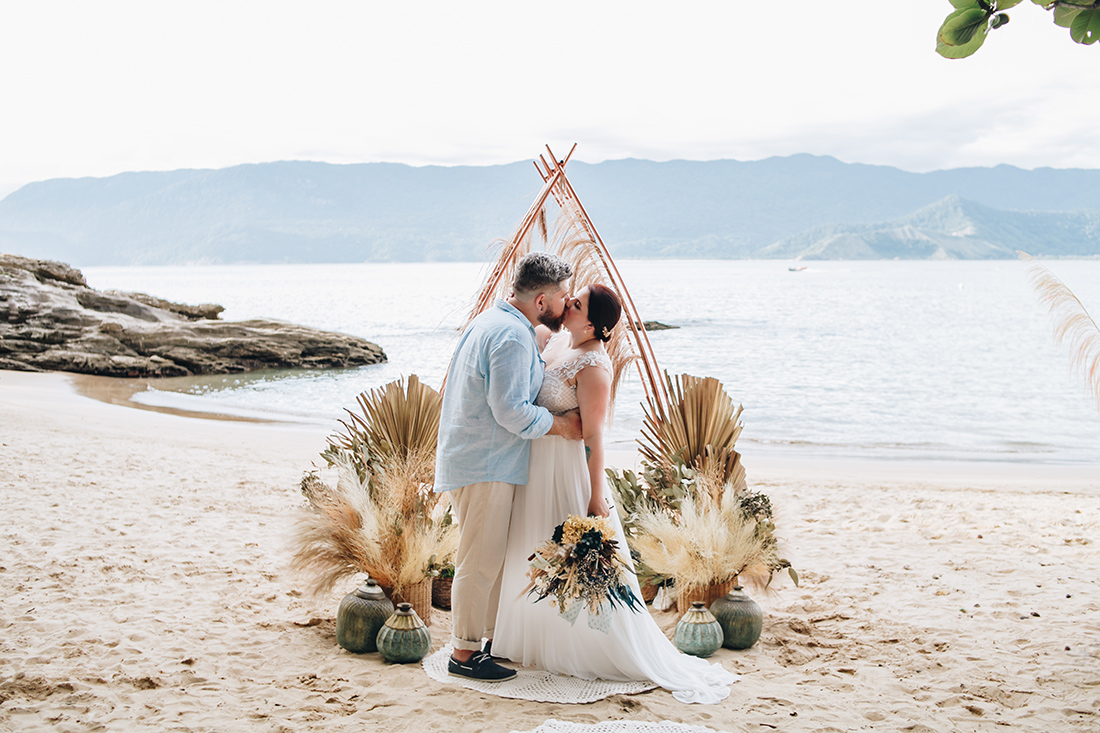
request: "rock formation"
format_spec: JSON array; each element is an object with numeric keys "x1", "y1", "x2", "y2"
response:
[{"x1": 0, "y1": 254, "x2": 386, "y2": 377}]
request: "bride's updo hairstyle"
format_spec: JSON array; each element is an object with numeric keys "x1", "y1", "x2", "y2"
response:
[{"x1": 587, "y1": 284, "x2": 622, "y2": 343}]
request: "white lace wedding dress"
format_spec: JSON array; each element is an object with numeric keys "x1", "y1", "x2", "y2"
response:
[{"x1": 492, "y1": 348, "x2": 738, "y2": 705}]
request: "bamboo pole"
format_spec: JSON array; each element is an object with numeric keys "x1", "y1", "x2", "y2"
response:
[
  {"x1": 537, "y1": 148, "x2": 670, "y2": 421},
  {"x1": 466, "y1": 164, "x2": 567, "y2": 322},
  {"x1": 454, "y1": 144, "x2": 670, "y2": 425}
]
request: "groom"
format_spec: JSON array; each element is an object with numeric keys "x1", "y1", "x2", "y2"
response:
[{"x1": 434, "y1": 252, "x2": 582, "y2": 682}]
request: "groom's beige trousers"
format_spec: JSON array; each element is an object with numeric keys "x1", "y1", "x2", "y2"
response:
[{"x1": 449, "y1": 480, "x2": 516, "y2": 652}]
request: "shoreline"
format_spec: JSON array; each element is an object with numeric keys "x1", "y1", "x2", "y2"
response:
[{"x1": 17, "y1": 369, "x2": 1098, "y2": 494}]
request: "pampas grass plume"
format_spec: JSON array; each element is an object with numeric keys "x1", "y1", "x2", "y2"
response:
[{"x1": 289, "y1": 451, "x2": 456, "y2": 599}]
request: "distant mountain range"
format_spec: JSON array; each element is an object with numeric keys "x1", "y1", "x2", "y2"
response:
[
  {"x1": 1, "y1": 155, "x2": 1097, "y2": 265},
  {"x1": 759, "y1": 195, "x2": 1100, "y2": 260}
]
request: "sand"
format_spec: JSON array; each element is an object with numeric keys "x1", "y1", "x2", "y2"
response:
[{"x1": 1, "y1": 369, "x2": 1098, "y2": 732}]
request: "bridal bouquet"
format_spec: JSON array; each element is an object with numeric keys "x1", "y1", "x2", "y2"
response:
[{"x1": 526, "y1": 515, "x2": 642, "y2": 629}]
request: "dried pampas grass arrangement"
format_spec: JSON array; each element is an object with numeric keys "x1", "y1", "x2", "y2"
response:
[
  {"x1": 290, "y1": 451, "x2": 457, "y2": 599},
  {"x1": 291, "y1": 375, "x2": 455, "y2": 600},
  {"x1": 609, "y1": 372, "x2": 777, "y2": 594},
  {"x1": 627, "y1": 463, "x2": 794, "y2": 595}
]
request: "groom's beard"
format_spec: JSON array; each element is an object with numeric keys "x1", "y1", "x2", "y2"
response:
[{"x1": 538, "y1": 310, "x2": 565, "y2": 332}]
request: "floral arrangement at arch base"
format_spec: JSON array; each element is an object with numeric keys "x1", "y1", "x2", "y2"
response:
[
  {"x1": 289, "y1": 375, "x2": 457, "y2": 621},
  {"x1": 607, "y1": 372, "x2": 797, "y2": 612}
]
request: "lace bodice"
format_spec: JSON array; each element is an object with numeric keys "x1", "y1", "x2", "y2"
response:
[{"x1": 537, "y1": 350, "x2": 613, "y2": 415}]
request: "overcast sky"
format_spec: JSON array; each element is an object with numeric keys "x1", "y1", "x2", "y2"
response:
[{"x1": 1, "y1": 1, "x2": 1097, "y2": 199}]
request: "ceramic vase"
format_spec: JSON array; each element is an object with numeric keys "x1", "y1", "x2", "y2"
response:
[
  {"x1": 336, "y1": 578, "x2": 394, "y2": 654},
  {"x1": 673, "y1": 601, "x2": 724, "y2": 658},
  {"x1": 709, "y1": 585, "x2": 763, "y2": 650},
  {"x1": 376, "y1": 603, "x2": 432, "y2": 664}
]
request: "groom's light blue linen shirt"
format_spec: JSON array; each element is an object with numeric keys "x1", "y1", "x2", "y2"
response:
[{"x1": 433, "y1": 300, "x2": 554, "y2": 493}]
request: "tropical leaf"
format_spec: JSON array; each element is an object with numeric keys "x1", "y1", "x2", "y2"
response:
[
  {"x1": 1070, "y1": 8, "x2": 1100, "y2": 43},
  {"x1": 937, "y1": 8, "x2": 992, "y2": 56},
  {"x1": 1054, "y1": 5, "x2": 1083, "y2": 27},
  {"x1": 996, "y1": 0, "x2": 1024, "y2": 9},
  {"x1": 1020, "y1": 251, "x2": 1100, "y2": 413},
  {"x1": 941, "y1": 7, "x2": 992, "y2": 45}
]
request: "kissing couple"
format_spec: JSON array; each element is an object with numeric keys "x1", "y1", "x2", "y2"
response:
[{"x1": 433, "y1": 253, "x2": 737, "y2": 704}]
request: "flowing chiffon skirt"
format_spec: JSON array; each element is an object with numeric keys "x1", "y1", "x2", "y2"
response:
[{"x1": 493, "y1": 435, "x2": 738, "y2": 705}]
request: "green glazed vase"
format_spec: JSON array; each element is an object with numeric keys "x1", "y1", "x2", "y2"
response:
[
  {"x1": 376, "y1": 602, "x2": 432, "y2": 664},
  {"x1": 709, "y1": 586, "x2": 763, "y2": 650},
  {"x1": 336, "y1": 578, "x2": 394, "y2": 654},
  {"x1": 674, "y1": 601, "x2": 724, "y2": 658}
]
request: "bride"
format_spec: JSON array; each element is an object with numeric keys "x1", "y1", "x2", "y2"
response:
[{"x1": 492, "y1": 283, "x2": 738, "y2": 705}]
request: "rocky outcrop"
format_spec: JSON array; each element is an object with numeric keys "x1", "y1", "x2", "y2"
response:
[
  {"x1": 0, "y1": 254, "x2": 386, "y2": 377},
  {"x1": 640, "y1": 321, "x2": 678, "y2": 331}
]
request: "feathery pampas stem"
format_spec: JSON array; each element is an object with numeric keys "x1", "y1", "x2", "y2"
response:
[
  {"x1": 1020, "y1": 251, "x2": 1100, "y2": 412},
  {"x1": 290, "y1": 452, "x2": 457, "y2": 599},
  {"x1": 631, "y1": 492, "x2": 770, "y2": 594}
]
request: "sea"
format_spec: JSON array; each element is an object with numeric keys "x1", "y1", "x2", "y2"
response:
[{"x1": 82, "y1": 260, "x2": 1100, "y2": 466}]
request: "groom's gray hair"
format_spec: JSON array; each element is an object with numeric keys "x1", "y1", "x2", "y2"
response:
[{"x1": 512, "y1": 252, "x2": 572, "y2": 298}]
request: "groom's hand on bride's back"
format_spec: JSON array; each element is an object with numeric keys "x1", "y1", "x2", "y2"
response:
[{"x1": 548, "y1": 411, "x2": 583, "y2": 441}]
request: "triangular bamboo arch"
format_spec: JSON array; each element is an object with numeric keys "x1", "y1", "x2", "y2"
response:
[{"x1": 463, "y1": 144, "x2": 671, "y2": 427}]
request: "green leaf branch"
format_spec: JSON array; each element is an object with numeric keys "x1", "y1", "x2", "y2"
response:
[{"x1": 937, "y1": 0, "x2": 1100, "y2": 57}]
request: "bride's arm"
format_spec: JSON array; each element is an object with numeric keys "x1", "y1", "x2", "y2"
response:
[{"x1": 575, "y1": 364, "x2": 612, "y2": 517}]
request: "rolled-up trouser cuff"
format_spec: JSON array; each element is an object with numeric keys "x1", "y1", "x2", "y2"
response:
[{"x1": 451, "y1": 636, "x2": 483, "y2": 652}]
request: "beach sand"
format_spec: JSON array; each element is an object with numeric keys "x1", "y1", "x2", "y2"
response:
[{"x1": 2, "y1": 369, "x2": 1098, "y2": 732}]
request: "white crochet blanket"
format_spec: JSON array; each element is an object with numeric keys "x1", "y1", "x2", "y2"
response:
[
  {"x1": 422, "y1": 645, "x2": 656, "y2": 704},
  {"x1": 512, "y1": 720, "x2": 728, "y2": 733}
]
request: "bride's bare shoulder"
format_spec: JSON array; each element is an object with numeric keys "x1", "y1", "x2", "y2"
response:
[{"x1": 534, "y1": 324, "x2": 554, "y2": 351}]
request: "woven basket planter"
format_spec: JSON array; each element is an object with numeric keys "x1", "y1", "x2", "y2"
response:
[
  {"x1": 390, "y1": 578, "x2": 433, "y2": 626},
  {"x1": 639, "y1": 582, "x2": 659, "y2": 604},
  {"x1": 676, "y1": 579, "x2": 735, "y2": 616},
  {"x1": 431, "y1": 576, "x2": 453, "y2": 610}
]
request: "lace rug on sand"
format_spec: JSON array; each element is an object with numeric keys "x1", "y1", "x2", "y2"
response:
[
  {"x1": 422, "y1": 645, "x2": 657, "y2": 704},
  {"x1": 511, "y1": 720, "x2": 727, "y2": 733}
]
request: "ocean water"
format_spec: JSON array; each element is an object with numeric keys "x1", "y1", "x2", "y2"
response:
[{"x1": 82, "y1": 260, "x2": 1100, "y2": 465}]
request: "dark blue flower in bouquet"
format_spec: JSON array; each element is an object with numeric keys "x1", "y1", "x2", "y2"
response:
[{"x1": 576, "y1": 528, "x2": 604, "y2": 557}]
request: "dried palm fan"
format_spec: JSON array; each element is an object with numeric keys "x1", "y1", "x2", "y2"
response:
[
  {"x1": 292, "y1": 375, "x2": 455, "y2": 598},
  {"x1": 639, "y1": 372, "x2": 747, "y2": 497},
  {"x1": 328, "y1": 375, "x2": 441, "y2": 491},
  {"x1": 1020, "y1": 251, "x2": 1100, "y2": 413}
]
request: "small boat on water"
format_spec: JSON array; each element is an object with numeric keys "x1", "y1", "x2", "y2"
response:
[{"x1": 789, "y1": 265, "x2": 807, "y2": 272}]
